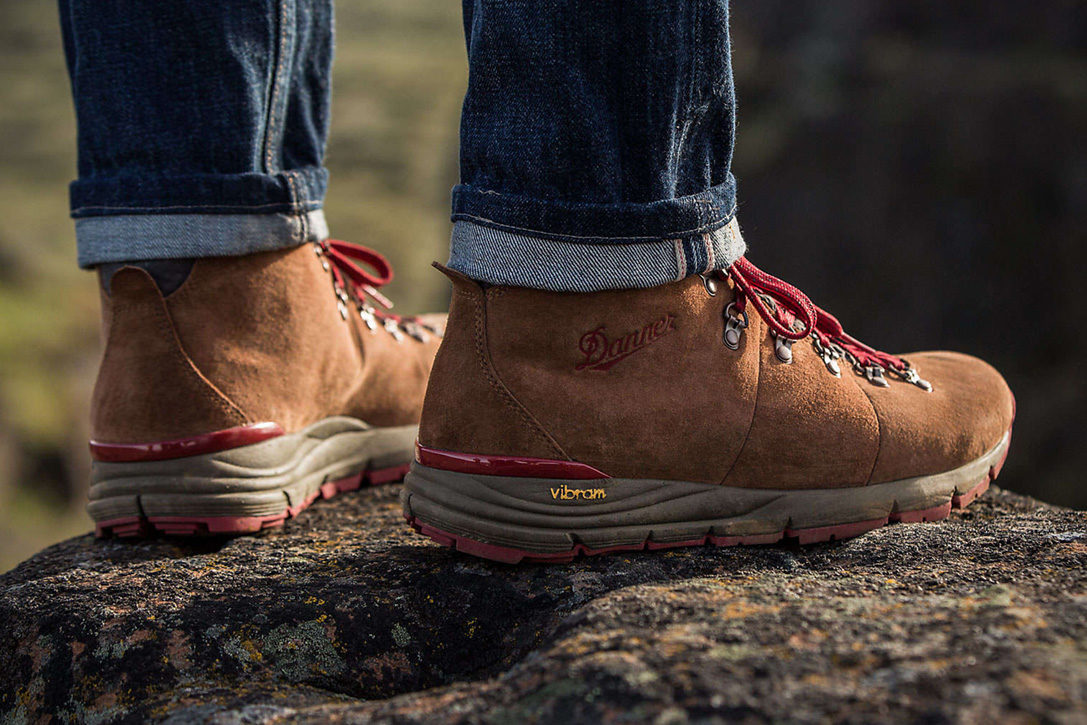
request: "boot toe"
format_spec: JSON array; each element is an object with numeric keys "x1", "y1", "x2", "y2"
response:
[{"x1": 866, "y1": 351, "x2": 1014, "y2": 483}]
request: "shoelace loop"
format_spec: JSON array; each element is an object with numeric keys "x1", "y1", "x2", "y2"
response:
[
  {"x1": 316, "y1": 239, "x2": 439, "y2": 343},
  {"x1": 323, "y1": 239, "x2": 395, "y2": 310},
  {"x1": 727, "y1": 257, "x2": 922, "y2": 384}
]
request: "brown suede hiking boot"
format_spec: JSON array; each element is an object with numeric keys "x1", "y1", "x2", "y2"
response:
[
  {"x1": 402, "y1": 242, "x2": 1014, "y2": 563},
  {"x1": 89, "y1": 240, "x2": 443, "y2": 537}
]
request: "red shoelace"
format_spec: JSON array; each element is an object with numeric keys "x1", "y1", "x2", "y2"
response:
[
  {"x1": 725, "y1": 257, "x2": 930, "y2": 389},
  {"x1": 323, "y1": 239, "x2": 395, "y2": 309},
  {"x1": 316, "y1": 239, "x2": 435, "y2": 341}
]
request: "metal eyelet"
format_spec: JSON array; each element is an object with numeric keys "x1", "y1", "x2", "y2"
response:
[
  {"x1": 404, "y1": 322, "x2": 430, "y2": 343},
  {"x1": 812, "y1": 336, "x2": 842, "y2": 377},
  {"x1": 898, "y1": 366, "x2": 934, "y2": 393},
  {"x1": 417, "y1": 320, "x2": 444, "y2": 339},
  {"x1": 772, "y1": 332, "x2": 793, "y2": 364},
  {"x1": 701, "y1": 274, "x2": 719, "y2": 297},
  {"x1": 384, "y1": 318, "x2": 404, "y2": 342},
  {"x1": 335, "y1": 287, "x2": 350, "y2": 320},
  {"x1": 359, "y1": 305, "x2": 378, "y2": 332},
  {"x1": 865, "y1": 365, "x2": 890, "y2": 388},
  {"x1": 723, "y1": 302, "x2": 749, "y2": 350}
]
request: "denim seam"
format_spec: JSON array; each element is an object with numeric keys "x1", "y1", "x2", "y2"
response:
[
  {"x1": 263, "y1": 0, "x2": 293, "y2": 174},
  {"x1": 289, "y1": 174, "x2": 307, "y2": 242},
  {"x1": 71, "y1": 202, "x2": 322, "y2": 214},
  {"x1": 452, "y1": 207, "x2": 736, "y2": 245},
  {"x1": 285, "y1": 172, "x2": 304, "y2": 233}
]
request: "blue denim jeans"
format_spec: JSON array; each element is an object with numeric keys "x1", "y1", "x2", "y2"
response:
[{"x1": 61, "y1": 0, "x2": 743, "y2": 291}]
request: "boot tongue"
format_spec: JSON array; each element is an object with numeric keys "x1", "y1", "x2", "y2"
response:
[{"x1": 98, "y1": 259, "x2": 194, "y2": 296}]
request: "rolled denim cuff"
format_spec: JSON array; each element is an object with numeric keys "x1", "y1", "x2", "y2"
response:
[
  {"x1": 448, "y1": 216, "x2": 746, "y2": 292},
  {"x1": 75, "y1": 209, "x2": 328, "y2": 268},
  {"x1": 70, "y1": 165, "x2": 329, "y2": 267},
  {"x1": 451, "y1": 175, "x2": 737, "y2": 245},
  {"x1": 70, "y1": 167, "x2": 327, "y2": 219}
]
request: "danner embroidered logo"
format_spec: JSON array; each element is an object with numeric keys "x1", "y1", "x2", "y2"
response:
[
  {"x1": 550, "y1": 484, "x2": 607, "y2": 501},
  {"x1": 576, "y1": 313, "x2": 676, "y2": 371}
]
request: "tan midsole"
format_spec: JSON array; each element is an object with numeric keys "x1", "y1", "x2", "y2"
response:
[
  {"x1": 88, "y1": 417, "x2": 416, "y2": 522},
  {"x1": 402, "y1": 432, "x2": 1009, "y2": 552}
]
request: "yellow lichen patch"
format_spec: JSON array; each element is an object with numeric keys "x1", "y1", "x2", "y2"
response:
[
  {"x1": 718, "y1": 600, "x2": 780, "y2": 619},
  {"x1": 801, "y1": 672, "x2": 831, "y2": 687},
  {"x1": 240, "y1": 638, "x2": 263, "y2": 661}
]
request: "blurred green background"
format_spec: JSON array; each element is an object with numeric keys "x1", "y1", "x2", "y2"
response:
[{"x1": 0, "y1": 2, "x2": 1083, "y2": 571}]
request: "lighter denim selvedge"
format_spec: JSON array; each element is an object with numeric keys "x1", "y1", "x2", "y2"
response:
[{"x1": 450, "y1": 218, "x2": 746, "y2": 292}]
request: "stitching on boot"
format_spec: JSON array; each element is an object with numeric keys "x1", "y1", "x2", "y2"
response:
[
  {"x1": 719, "y1": 315, "x2": 762, "y2": 485},
  {"x1": 148, "y1": 292, "x2": 251, "y2": 426},
  {"x1": 474, "y1": 289, "x2": 567, "y2": 460},
  {"x1": 99, "y1": 272, "x2": 251, "y2": 431},
  {"x1": 854, "y1": 377, "x2": 885, "y2": 486}
]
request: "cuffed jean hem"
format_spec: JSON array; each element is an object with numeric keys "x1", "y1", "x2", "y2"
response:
[
  {"x1": 69, "y1": 167, "x2": 328, "y2": 219},
  {"x1": 75, "y1": 209, "x2": 329, "y2": 268},
  {"x1": 451, "y1": 175, "x2": 737, "y2": 244},
  {"x1": 448, "y1": 216, "x2": 746, "y2": 292}
]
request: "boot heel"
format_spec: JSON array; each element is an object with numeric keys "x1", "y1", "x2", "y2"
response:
[{"x1": 89, "y1": 418, "x2": 417, "y2": 537}]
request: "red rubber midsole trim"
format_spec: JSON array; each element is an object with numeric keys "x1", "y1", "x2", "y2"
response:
[
  {"x1": 415, "y1": 443, "x2": 608, "y2": 480},
  {"x1": 89, "y1": 422, "x2": 284, "y2": 463}
]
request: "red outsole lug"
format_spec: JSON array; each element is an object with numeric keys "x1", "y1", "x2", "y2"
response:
[
  {"x1": 710, "y1": 531, "x2": 785, "y2": 547},
  {"x1": 320, "y1": 473, "x2": 363, "y2": 500},
  {"x1": 455, "y1": 537, "x2": 526, "y2": 564},
  {"x1": 366, "y1": 463, "x2": 411, "y2": 486},
  {"x1": 95, "y1": 517, "x2": 151, "y2": 538},
  {"x1": 94, "y1": 462, "x2": 411, "y2": 539},
  {"x1": 785, "y1": 517, "x2": 888, "y2": 545},
  {"x1": 952, "y1": 477, "x2": 990, "y2": 509},
  {"x1": 646, "y1": 537, "x2": 707, "y2": 551},
  {"x1": 891, "y1": 500, "x2": 952, "y2": 524}
]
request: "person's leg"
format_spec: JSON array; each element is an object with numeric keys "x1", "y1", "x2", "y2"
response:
[
  {"x1": 59, "y1": 0, "x2": 330, "y2": 266},
  {"x1": 402, "y1": 0, "x2": 1015, "y2": 561},
  {"x1": 449, "y1": 0, "x2": 743, "y2": 292},
  {"x1": 59, "y1": 0, "x2": 445, "y2": 537}
]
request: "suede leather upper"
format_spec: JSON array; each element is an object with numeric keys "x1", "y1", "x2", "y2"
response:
[
  {"x1": 419, "y1": 266, "x2": 1014, "y2": 489},
  {"x1": 91, "y1": 245, "x2": 443, "y2": 444}
]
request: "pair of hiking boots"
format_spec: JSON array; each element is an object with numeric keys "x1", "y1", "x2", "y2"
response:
[{"x1": 88, "y1": 228, "x2": 1014, "y2": 562}]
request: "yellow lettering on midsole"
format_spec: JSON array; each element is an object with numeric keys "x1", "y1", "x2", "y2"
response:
[{"x1": 550, "y1": 485, "x2": 607, "y2": 501}]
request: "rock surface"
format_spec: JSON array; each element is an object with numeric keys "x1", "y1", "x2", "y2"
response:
[{"x1": 1, "y1": 485, "x2": 1085, "y2": 724}]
